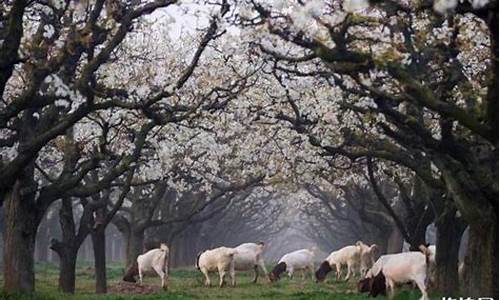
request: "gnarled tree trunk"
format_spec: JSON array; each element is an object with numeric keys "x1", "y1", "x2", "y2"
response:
[
  {"x1": 125, "y1": 228, "x2": 145, "y2": 267},
  {"x1": 462, "y1": 221, "x2": 498, "y2": 297},
  {"x1": 50, "y1": 197, "x2": 92, "y2": 294},
  {"x1": 92, "y1": 227, "x2": 107, "y2": 293},
  {"x1": 3, "y1": 179, "x2": 39, "y2": 294},
  {"x1": 435, "y1": 206, "x2": 466, "y2": 296},
  {"x1": 57, "y1": 249, "x2": 78, "y2": 293},
  {"x1": 437, "y1": 157, "x2": 498, "y2": 297},
  {"x1": 386, "y1": 226, "x2": 403, "y2": 254}
]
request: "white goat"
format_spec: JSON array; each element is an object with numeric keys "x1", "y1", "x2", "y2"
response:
[
  {"x1": 196, "y1": 246, "x2": 238, "y2": 287},
  {"x1": 233, "y1": 242, "x2": 268, "y2": 283},
  {"x1": 137, "y1": 243, "x2": 169, "y2": 289},
  {"x1": 317, "y1": 245, "x2": 361, "y2": 281},
  {"x1": 359, "y1": 251, "x2": 429, "y2": 300},
  {"x1": 269, "y1": 248, "x2": 315, "y2": 282},
  {"x1": 356, "y1": 241, "x2": 378, "y2": 276}
]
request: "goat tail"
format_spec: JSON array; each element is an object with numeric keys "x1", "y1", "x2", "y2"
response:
[
  {"x1": 162, "y1": 250, "x2": 169, "y2": 273},
  {"x1": 418, "y1": 244, "x2": 431, "y2": 267},
  {"x1": 196, "y1": 251, "x2": 203, "y2": 271}
]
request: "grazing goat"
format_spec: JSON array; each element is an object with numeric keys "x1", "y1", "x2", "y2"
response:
[
  {"x1": 315, "y1": 244, "x2": 361, "y2": 282},
  {"x1": 358, "y1": 249, "x2": 430, "y2": 300},
  {"x1": 122, "y1": 241, "x2": 162, "y2": 283},
  {"x1": 137, "y1": 243, "x2": 169, "y2": 289},
  {"x1": 358, "y1": 270, "x2": 387, "y2": 297},
  {"x1": 197, "y1": 246, "x2": 238, "y2": 287},
  {"x1": 268, "y1": 248, "x2": 315, "y2": 282},
  {"x1": 233, "y1": 242, "x2": 268, "y2": 283},
  {"x1": 357, "y1": 241, "x2": 379, "y2": 276}
]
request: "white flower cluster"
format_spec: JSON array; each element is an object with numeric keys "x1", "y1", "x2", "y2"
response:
[
  {"x1": 433, "y1": 0, "x2": 490, "y2": 14},
  {"x1": 343, "y1": 0, "x2": 370, "y2": 12},
  {"x1": 43, "y1": 24, "x2": 55, "y2": 39}
]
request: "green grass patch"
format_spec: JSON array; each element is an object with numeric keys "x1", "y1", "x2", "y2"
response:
[{"x1": 0, "y1": 262, "x2": 442, "y2": 299}]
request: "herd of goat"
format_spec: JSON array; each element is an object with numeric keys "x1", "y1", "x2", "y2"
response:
[{"x1": 125, "y1": 241, "x2": 443, "y2": 300}]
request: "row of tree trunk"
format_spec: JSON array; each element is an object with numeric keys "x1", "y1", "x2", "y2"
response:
[{"x1": 1, "y1": 198, "x2": 473, "y2": 297}]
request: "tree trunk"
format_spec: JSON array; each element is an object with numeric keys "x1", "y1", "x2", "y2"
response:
[
  {"x1": 125, "y1": 228, "x2": 144, "y2": 267},
  {"x1": 462, "y1": 221, "x2": 498, "y2": 297},
  {"x1": 406, "y1": 178, "x2": 435, "y2": 251},
  {"x1": 178, "y1": 236, "x2": 196, "y2": 267},
  {"x1": 435, "y1": 207, "x2": 466, "y2": 296},
  {"x1": 58, "y1": 250, "x2": 77, "y2": 293},
  {"x1": 435, "y1": 156, "x2": 497, "y2": 296},
  {"x1": 407, "y1": 221, "x2": 429, "y2": 251},
  {"x1": 171, "y1": 235, "x2": 188, "y2": 268},
  {"x1": 51, "y1": 197, "x2": 90, "y2": 294},
  {"x1": 386, "y1": 226, "x2": 403, "y2": 254},
  {"x1": 3, "y1": 180, "x2": 38, "y2": 294},
  {"x1": 0, "y1": 207, "x2": 4, "y2": 263},
  {"x1": 51, "y1": 242, "x2": 79, "y2": 294},
  {"x1": 92, "y1": 228, "x2": 107, "y2": 293}
]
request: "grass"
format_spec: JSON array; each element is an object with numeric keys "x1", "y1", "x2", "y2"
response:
[{"x1": 0, "y1": 262, "x2": 441, "y2": 299}]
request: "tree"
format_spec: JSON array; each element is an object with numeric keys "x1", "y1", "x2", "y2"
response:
[
  {"x1": 300, "y1": 179, "x2": 396, "y2": 253},
  {"x1": 0, "y1": 0, "x2": 234, "y2": 293},
  {"x1": 240, "y1": 0, "x2": 497, "y2": 295}
]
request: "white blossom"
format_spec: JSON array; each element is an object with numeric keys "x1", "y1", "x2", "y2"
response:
[
  {"x1": 239, "y1": 3, "x2": 255, "y2": 19},
  {"x1": 471, "y1": 0, "x2": 490, "y2": 9},
  {"x1": 54, "y1": 99, "x2": 69, "y2": 108},
  {"x1": 303, "y1": 0, "x2": 323, "y2": 18},
  {"x1": 273, "y1": 0, "x2": 288, "y2": 11},
  {"x1": 50, "y1": 0, "x2": 65, "y2": 10},
  {"x1": 343, "y1": 0, "x2": 370, "y2": 12},
  {"x1": 433, "y1": 0, "x2": 458, "y2": 15},
  {"x1": 43, "y1": 24, "x2": 55, "y2": 38}
]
